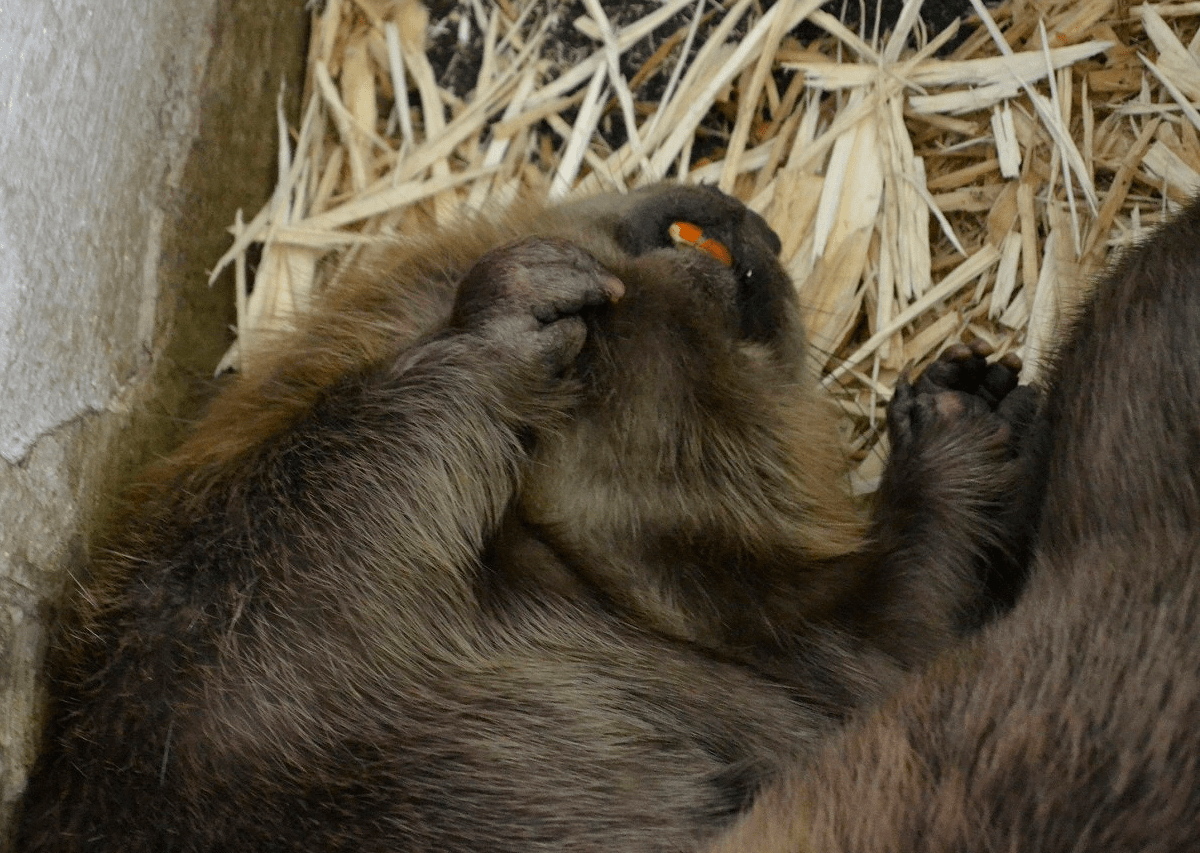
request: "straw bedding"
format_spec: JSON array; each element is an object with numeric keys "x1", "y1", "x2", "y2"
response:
[{"x1": 211, "y1": 0, "x2": 1200, "y2": 492}]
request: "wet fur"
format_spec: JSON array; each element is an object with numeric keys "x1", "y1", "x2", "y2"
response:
[
  {"x1": 704, "y1": 197, "x2": 1200, "y2": 853},
  {"x1": 16, "y1": 185, "x2": 1034, "y2": 852}
]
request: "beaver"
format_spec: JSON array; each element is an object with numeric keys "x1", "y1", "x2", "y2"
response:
[
  {"x1": 703, "y1": 196, "x2": 1200, "y2": 853},
  {"x1": 15, "y1": 184, "x2": 1038, "y2": 852}
]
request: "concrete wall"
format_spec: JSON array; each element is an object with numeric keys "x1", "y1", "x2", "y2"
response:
[{"x1": 0, "y1": 0, "x2": 307, "y2": 843}]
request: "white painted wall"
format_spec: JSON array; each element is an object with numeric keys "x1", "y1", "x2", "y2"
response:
[
  {"x1": 0, "y1": 0, "x2": 212, "y2": 464},
  {"x1": 0, "y1": 1, "x2": 305, "y2": 843}
]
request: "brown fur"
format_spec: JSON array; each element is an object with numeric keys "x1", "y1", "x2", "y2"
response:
[
  {"x1": 703, "y1": 196, "x2": 1200, "y2": 853},
  {"x1": 15, "y1": 184, "x2": 1034, "y2": 852}
]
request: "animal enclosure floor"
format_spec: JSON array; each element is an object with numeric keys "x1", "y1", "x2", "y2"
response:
[{"x1": 212, "y1": 0, "x2": 1198, "y2": 492}]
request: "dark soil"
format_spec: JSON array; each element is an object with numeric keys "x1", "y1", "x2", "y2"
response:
[{"x1": 421, "y1": 1, "x2": 981, "y2": 162}]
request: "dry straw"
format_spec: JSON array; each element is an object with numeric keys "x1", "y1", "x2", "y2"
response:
[{"x1": 211, "y1": 0, "x2": 1200, "y2": 492}]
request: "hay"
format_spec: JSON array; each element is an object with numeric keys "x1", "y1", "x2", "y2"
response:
[{"x1": 211, "y1": 0, "x2": 1200, "y2": 492}]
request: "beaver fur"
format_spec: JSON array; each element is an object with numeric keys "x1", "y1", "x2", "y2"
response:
[
  {"x1": 15, "y1": 184, "x2": 1038, "y2": 852},
  {"x1": 703, "y1": 195, "x2": 1200, "y2": 853}
]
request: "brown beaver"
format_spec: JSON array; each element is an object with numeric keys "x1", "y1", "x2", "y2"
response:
[
  {"x1": 15, "y1": 184, "x2": 1038, "y2": 852},
  {"x1": 703, "y1": 196, "x2": 1200, "y2": 853}
]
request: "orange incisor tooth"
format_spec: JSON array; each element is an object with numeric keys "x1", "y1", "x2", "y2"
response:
[{"x1": 668, "y1": 221, "x2": 732, "y2": 267}]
